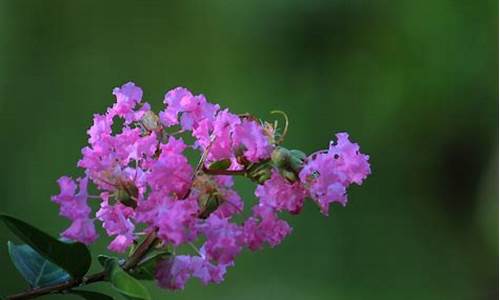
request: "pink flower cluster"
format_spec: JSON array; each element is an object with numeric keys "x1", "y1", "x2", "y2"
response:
[{"x1": 51, "y1": 82, "x2": 371, "y2": 290}]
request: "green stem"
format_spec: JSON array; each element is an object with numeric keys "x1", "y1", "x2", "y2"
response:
[{"x1": 201, "y1": 167, "x2": 247, "y2": 176}]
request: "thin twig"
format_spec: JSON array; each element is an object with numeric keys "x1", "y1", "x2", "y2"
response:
[
  {"x1": 193, "y1": 135, "x2": 216, "y2": 179},
  {"x1": 202, "y1": 167, "x2": 247, "y2": 176},
  {"x1": 270, "y1": 110, "x2": 289, "y2": 145}
]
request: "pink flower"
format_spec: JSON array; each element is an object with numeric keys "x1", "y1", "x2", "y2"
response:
[
  {"x1": 108, "y1": 234, "x2": 134, "y2": 253},
  {"x1": 299, "y1": 133, "x2": 371, "y2": 215},
  {"x1": 214, "y1": 189, "x2": 243, "y2": 218},
  {"x1": 205, "y1": 109, "x2": 241, "y2": 161},
  {"x1": 180, "y1": 94, "x2": 219, "y2": 131},
  {"x1": 111, "y1": 82, "x2": 143, "y2": 123},
  {"x1": 156, "y1": 256, "x2": 193, "y2": 290},
  {"x1": 243, "y1": 205, "x2": 291, "y2": 250},
  {"x1": 96, "y1": 195, "x2": 135, "y2": 253},
  {"x1": 255, "y1": 170, "x2": 307, "y2": 214},
  {"x1": 52, "y1": 176, "x2": 97, "y2": 244},
  {"x1": 211, "y1": 176, "x2": 243, "y2": 218},
  {"x1": 159, "y1": 87, "x2": 193, "y2": 127},
  {"x1": 88, "y1": 113, "x2": 113, "y2": 146},
  {"x1": 198, "y1": 215, "x2": 244, "y2": 264},
  {"x1": 190, "y1": 254, "x2": 228, "y2": 285},
  {"x1": 155, "y1": 254, "x2": 228, "y2": 290},
  {"x1": 147, "y1": 137, "x2": 192, "y2": 198},
  {"x1": 52, "y1": 83, "x2": 372, "y2": 291},
  {"x1": 127, "y1": 131, "x2": 158, "y2": 163},
  {"x1": 159, "y1": 87, "x2": 219, "y2": 130},
  {"x1": 52, "y1": 176, "x2": 91, "y2": 220},
  {"x1": 61, "y1": 218, "x2": 98, "y2": 245},
  {"x1": 135, "y1": 191, "x2": 163, "y2": 226},
  {"x1": 232, "y1": 119, "x2": 273, "y2": 162},
  {"x1": 156, "y1": 197, "x2": 199, "y2": 246}
]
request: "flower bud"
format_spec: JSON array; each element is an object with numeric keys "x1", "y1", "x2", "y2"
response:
[
  {"x1": 248, "y1": 163, "x2": 273, "y2": 184},
  {"x1": 141, "y1": 111, "x2": 160, "y2": 131},
  {"x1": 198, "y1": 194, "x2": 222, "y2": 219},
  {"x1": 289, "y1": 149, "x2": 307, "y2": 162},
  {"x1": 116, "y1": 182, "x2": 139, "y2": 208},
  {"x1": 254, "y1": 168, "x2": 272, "y2": 184},
  {"x1": 271, "y1": 147, "x2": 290, "y2": 168},
  {"x1": 280, "y1": 169, "x2": 298, "y2": 183},
  {"x1": 288, "y1": 157, "x2": 303, "y2": 173},
  {"x1": 288, "y1": 150, "x2": 306, "y2": 173},
  {"x1": 116, "y1": 189, "x2": 136, "y2": 208}
]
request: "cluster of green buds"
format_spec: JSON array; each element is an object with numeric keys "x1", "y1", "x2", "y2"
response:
[{"x1": 271, "y1": 147, "x2": 307, "y2": 182}]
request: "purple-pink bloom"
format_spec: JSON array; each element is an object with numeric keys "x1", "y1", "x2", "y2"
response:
[
  {"x1": 61, "y1": 218, "x2": 98, "y2": 245},
  {"x1": 160, "y1": 87, "x2": 219, "y2": 130},
  {"x1": 52, "y1": 82, "x2": 371, "y2": 291},
  {"x1": 111, "y1": 82, "x2": 143, "y2": 123},
  {"x1": 299, "y1": 133, "x2": 370, "y2": 215},
  {"x1": 198, "y1": 215, "x2": 244, "y2": 264},
  {"x1": 255, "y1": 170, "x2": 307, "y2": 214},
  {"x1": 156, "y1": 256, "x2": 193, "y2": 290},
  {"x1": 52, "y1": 176, "x2": 97, "y2": 244},
  {"x1": 159, "y1": 87, "x2": 193, "y2": 127},
  {"x1": 96, "y1": 194, "x2": 135, "y2": 252},
  {"x1": 243, "y1": 205, "x2": 291, "y2": 251},
  {"x1": 155, "y1": 254, "x2": 228, "y2": 290},
  {"x1": 205, "y1": 109, "x2": 241, "y2": 162},
  {"x1": 156, "y1": 197, "x2": 199, "y2": 246},
  {"x1": 147, "y1": 137, "x2": 192, "y2": 198},
  {"x1": 87, "y1": 113, "x2": 113, "y2": 146},
  {"x1": 190, "y1": 254, "x2": 228, "y2": 285},
  {"x1": 135, "y1": 191, "x2": 163, "y2": 227},
  {"x1": 232, "y1": 119, "x2": 273, "y2": 162},
  {"x1": 52, "y1": 176, "x2": 91, "y2": 220},
  {"x1": 212, "y1": 176, "x2": 243, "y2": 218}
]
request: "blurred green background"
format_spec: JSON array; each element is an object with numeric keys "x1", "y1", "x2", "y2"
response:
[{"x1": 0, "y1": 0, "x2": 497, "y2": 299}]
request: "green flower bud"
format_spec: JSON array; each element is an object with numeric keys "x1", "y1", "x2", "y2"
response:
[
  {"x1": 116, "y1": 188, "x2": 137, "y2": 208},
  {"x1": 198, "y1": 195, "x2": 222, "y2": 219},
  {"x1": 141, "y1": 111, "x2": 160, "y2": 131},
  {"x1": 254, "y1": 168, "x2": 272, "y2": 184},
  {"x1": 271, "y1": 147, "x2": 290, "y2": 168},
  {"x1": 248, "y1": 162, "x2": 273, "y2": 184},
  {"x1": 289, "y1": 156, "x2": 304, "y2": 173},
  {"x1": 289, "y1": 149, "x2": 307, "y2": 162},
  {"x1": 280, "y1": 169, "x2": 298, "y2": 183}
]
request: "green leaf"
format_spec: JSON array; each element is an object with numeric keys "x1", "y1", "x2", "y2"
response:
[
  {"x1": 0, "y1": 215, "x2": 91, "y2": 279},
  {"x1": 7, "y1": 241, "x2": 71, "y2": 288},
  {"x1": 130, "y1": 250, "x2": 170, "y2": 281},
  {"x1": 106, "y1": 259, "x2": 151, "y2": 300},
  {"x1": 208, "y1": 159, "x2": 231, "y2": 170},
  {"x1": 70, "y1": 290, "x2": 115, "y2": 300}
]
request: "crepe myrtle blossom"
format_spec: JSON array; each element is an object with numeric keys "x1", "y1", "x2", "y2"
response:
[{"x1": 50, "y1": 82, "x2": 371, "y2": 291}]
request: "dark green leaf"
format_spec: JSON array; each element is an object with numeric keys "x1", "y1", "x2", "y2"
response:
[
  {"x1": 106, "y1": 259, "x2": 151, "y2": 300},
  {"x1": 70, "y1": 290, "x2": 114, "y2": 300},
  {"x1": 208, "y1": 159, "x2": 231, "y2": 170},
  {"x1": 8, "y1": 241, "x2": 71, "y2": 288},
  {"x1": 130, "y1": 250, "x2": 170, "y2": 281},
  {"x1": 0, "y1": 215, "x2": 91, "y2": 279}
]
